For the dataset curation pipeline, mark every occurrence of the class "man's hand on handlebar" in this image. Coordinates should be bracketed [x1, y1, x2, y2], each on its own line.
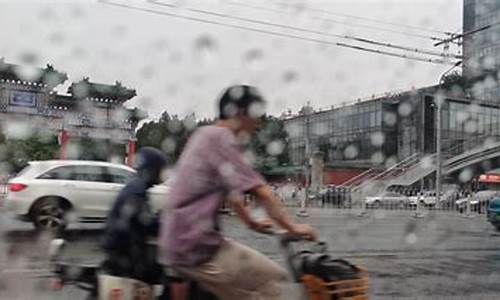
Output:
[249, 218, 274, 233]
[288, 223, 317, 241]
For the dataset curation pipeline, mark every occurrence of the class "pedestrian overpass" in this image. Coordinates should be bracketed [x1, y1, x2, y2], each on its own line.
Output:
[345, 137, 500, 198]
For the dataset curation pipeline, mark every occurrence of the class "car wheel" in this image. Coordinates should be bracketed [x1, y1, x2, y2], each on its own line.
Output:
[31, 198, 69, 231]
[373, 200, 381, 209]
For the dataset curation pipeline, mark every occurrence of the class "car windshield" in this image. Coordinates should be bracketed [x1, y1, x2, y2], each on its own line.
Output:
[2, 1, 500, 299]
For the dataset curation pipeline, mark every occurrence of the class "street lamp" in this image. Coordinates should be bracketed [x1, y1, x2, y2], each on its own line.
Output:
[435, 61, 463, 204]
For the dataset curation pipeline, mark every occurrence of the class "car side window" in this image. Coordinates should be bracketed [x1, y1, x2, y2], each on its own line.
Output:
[38, 166, 75, 180]
[71, 166, 107, 182]
[106, 167, 135, 184]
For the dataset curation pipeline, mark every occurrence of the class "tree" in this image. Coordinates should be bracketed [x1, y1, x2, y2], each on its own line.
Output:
[136, 111, 201, 161]
[0, 130, 59, 173]
[318, 136, 330, 162]
[75, 138, 125, 161]
[136, 112, 290, 170]
[250, 116, 290, 173]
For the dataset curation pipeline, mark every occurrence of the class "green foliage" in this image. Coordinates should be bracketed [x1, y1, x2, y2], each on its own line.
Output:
[75, 138, 125, 161]
[136, 112, 201, 161]
[0, 130, 59, 173]
[250, 116, 290, 173]
[136, 112, 290, 170]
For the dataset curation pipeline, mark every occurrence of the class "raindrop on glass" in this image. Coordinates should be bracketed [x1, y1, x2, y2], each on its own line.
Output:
[243, 48, 264, 70]
[344, 144, 359, 159]
[383, 112, 397, 127]
[267, 140, 285, 156]
[398, 102, 412, 117]
[193, 34, 217, 64]
[282, 70, 299, 84]
[161, 137, 177, 154]
[370, 132, 385, 147]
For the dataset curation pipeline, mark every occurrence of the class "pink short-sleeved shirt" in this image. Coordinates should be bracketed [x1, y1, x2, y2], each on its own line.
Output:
[158, 126, 265, 266]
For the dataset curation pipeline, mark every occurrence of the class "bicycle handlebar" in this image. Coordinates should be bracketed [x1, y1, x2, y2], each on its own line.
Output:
[258, 227, 322, 247]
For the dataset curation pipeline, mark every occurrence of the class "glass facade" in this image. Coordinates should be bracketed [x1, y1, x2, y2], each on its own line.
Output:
[463, 0, 500, 101]
[284, 91, 500, 170]
[440, 100, 500, 154]
[284, 100, 392, 167]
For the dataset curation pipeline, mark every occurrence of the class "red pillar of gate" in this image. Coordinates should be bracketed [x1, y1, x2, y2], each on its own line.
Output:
[58, 129, 69, 160]
[126, 139, 136, 167]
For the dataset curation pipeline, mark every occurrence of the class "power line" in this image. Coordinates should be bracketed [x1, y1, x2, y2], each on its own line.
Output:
[272, 1, 454, 36]
[434, 21, 500, 46]
[227, 1, 450, 43]
[149, 0, 462, 59]
[99, 0, 459, 65]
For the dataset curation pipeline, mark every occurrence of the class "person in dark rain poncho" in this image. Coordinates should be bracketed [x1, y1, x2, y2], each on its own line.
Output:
[101, 147, 168, 284]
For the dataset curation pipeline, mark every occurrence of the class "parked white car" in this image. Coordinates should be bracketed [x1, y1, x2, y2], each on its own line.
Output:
[456, 190, 499, 212]
[408, 191, 442, 207]
[4, 160, 169, 230]
[365, 191, 409, 208]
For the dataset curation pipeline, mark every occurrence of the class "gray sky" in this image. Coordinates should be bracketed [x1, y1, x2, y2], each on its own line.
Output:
[0, 0, 462, 119]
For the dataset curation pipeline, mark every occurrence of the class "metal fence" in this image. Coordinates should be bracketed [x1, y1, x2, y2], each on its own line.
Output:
[278, 186, 496, 216]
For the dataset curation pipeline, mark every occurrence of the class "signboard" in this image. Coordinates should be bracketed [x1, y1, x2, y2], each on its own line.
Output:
[10, 91, 36, 107]
[479, 174, 500, 183]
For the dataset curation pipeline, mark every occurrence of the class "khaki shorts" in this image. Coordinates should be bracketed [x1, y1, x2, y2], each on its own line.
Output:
[174, 239, 289, 300]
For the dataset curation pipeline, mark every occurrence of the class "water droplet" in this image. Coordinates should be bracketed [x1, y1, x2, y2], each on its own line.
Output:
[459, 168, 473, 183]
[464, 120, 477, 134]
[183, 115, 197, 131]
[243, 48, 264, 70]
[161, 137, 177, 154]
[5, 122, 32, 140]
[193, 34, 217, 64]
[405, 232, 418, 245]
[168, 119, 182, 133]
[14, 65, 42, 82]
[344, 144, 359, 159]
[219, 163, 235, 177]
[48, 31, 65, 45]
[18, 52, 38, 65]
[421, 156, 433, 169]
[456, 111, 469, 124]
[383, 112, 397, 127]
[384, 156, 397, 168]
[282, 70, 299, 84]
[370, 132, 385, 147]
[267, 140, 285, 156]
[371, 151, 385, 165]
[398, 102, 412, 117]
[229, 86, 244, 100]
[111, 25, 127, 37]
[140, 65, 155, 80]
[38, 7, 56, 20]
[243, 150, 256, 165]
[71, 47, 87, 59]
[248, 102, 266, 118]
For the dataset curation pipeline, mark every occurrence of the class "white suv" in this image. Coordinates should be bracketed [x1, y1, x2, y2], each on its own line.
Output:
[5, 160, 169, 230]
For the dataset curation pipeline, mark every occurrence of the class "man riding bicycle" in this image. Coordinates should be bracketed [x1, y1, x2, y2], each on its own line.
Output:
[158, 85, 317, 300]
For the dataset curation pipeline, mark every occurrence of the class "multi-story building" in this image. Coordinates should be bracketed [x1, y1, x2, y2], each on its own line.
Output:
[0, 58, 143, 165]
[283, 86, 500, 184]
[463, 0, 500, 101]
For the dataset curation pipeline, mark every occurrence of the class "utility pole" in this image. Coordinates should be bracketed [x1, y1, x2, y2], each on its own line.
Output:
[435, 94, 442, 204]
[298, 102, 312, 217]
